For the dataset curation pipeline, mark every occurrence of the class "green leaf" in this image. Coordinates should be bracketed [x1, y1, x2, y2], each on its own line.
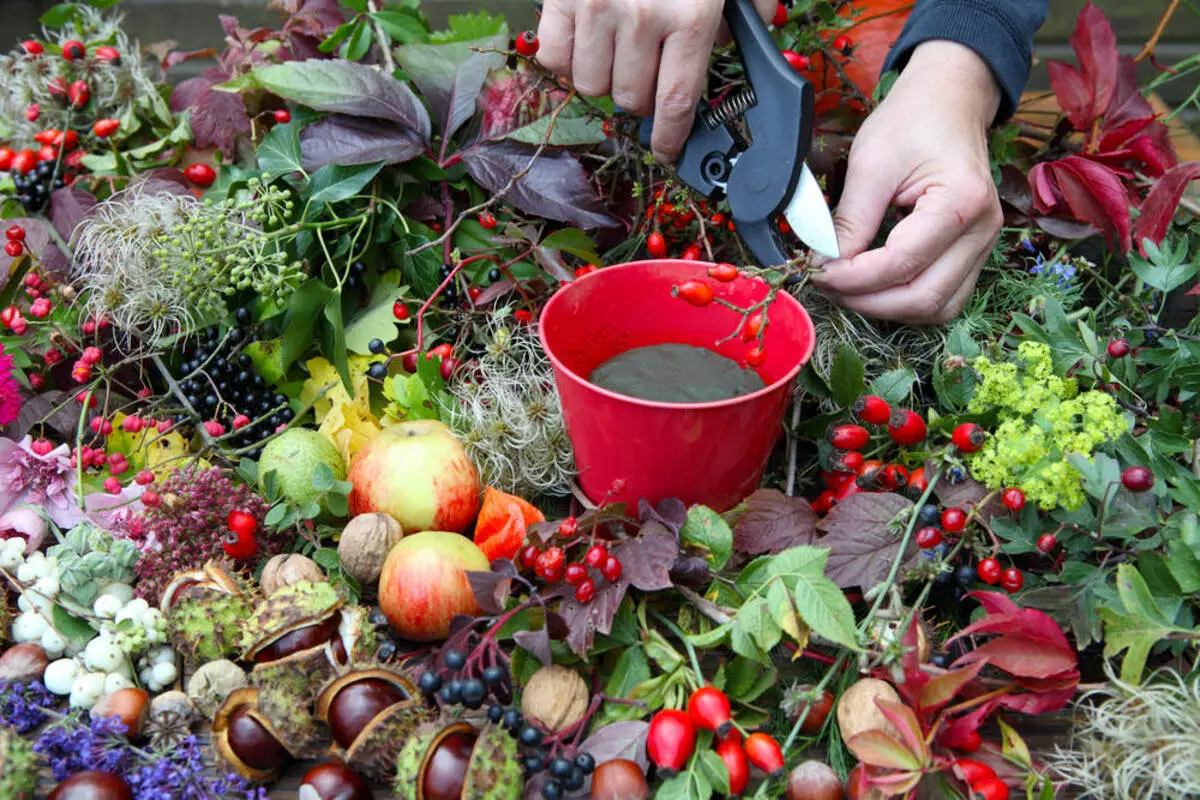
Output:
[790, 564, 861, 650]
[655, 767, 713, 800]
[696, 750, 730, 797]
[945, 321, 981, 358]
[242, 338, 288, 385]
[313, 547, 342, 571]
[829, 346, 865, 408]
[680, 505, 733, 570]
[312, 462, 336, 492]
[729, 598, 779, 661]
[845, 729, 921, 771]
[868, 368, 916, 406]
[369, 9, 427, 43]
[257, 121, 305, 176]
[540, 228, 602, 264]
[1098, 563, 1184, 683]
[308, 161, 384, 205]
[427, 11, 508, 43]
[503, 110, 607, 147]
[53, 604, 97, 646]
[322, 293, 353, 392]
[264, 503, 287, 528]
[606, 647, 651, 698]
[319, 19, 358, 54]
[39, 3, 77, 27]
[344, 270, 408, 354]
[281, 280, 333, 374]
[343, 20, 374, 61]
[723, 656, 777, 704]
[1130, 238, 1197, 293]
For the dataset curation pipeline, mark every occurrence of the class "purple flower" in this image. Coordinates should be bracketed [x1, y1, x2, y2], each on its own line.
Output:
[124, 735, 266, 799]
[0, 344, 22, 427]
[34, 711, 132, 780]
[0, 680, 57, 733]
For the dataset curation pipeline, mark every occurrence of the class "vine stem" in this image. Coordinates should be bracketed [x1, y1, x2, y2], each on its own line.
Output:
[366, 0, 397, 74]
[650, 609, 705, 688]
[1135, 0, 1182, 63]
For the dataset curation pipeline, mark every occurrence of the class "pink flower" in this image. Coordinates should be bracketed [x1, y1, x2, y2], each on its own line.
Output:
[0, 507, 48, 554]
[0, 436, 79, 529]
[0, 344, 23, 427]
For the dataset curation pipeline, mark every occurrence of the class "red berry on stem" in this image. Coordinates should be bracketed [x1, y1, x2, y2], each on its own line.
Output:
[915, 527, 942, 549]
[646, 231, 667, 258]
[0, 148, 13, 170]
[743, 732, 785, 778]
[746, 346, 766, 367]
[646, 709, 696, 775]
[782, 50, 810, 71]
[439, 357, 458, 381]
[518, 545, 540, 570]
[828, 424, 870, 451]
[12, 150, 36, 174]
[1000, 567, 1023, 593]
[833, 34, 853, 52]
[564, 563, 588, 586]
[273, 109, 291, 123]
[741, 311, 763, 342]
[515, 31, 539, 56]
[93, 118, 120, 138]
[558, 516, 579, 537]
[971, 777, 1011, 800]
[957, 730, 983, 752]
[1036, 533, 1058, 554]
[676, 280, 714, 306]
[393, 301, 409, 321]
[1107, 338, 1130, 359]
[21, 41, 44, 56]
[887, 408, 927, 445]
[95, 46, 121, 63]
[853, 394, 891, 425]
[478, 212, 497, 229]
[951, 422, 987, 453]
[976, 558, 1001, 585]
[62, 40, 86, 61]
[1001, 487, 1025, 511]
[68, 80, 90, 107]
[184, 163, 216, 187]
[953, 758, 997, 785]
[5, 241, 23, 258]
[687, 686, 733, 736]
[716, 740, 749, 796]
[601, 556, 622, 582]
[707, 263, 739, 282]
[574, 578, 595, 603]
[941, 507, 967, 533]
[401, 352, 418, 373]
[1121, 465, 1154, 493]
[585, 544, 608, 568]
[773, 3, 789, 26]
[882, 464, 909, 491]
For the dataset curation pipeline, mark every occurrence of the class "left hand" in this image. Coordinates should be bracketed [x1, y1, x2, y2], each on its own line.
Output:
[811, 40, 1005, 324]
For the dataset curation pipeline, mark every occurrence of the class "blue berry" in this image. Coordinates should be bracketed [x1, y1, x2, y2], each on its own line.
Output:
[917, 503, 940, 527]
[443, 650, 466, 670]
[956, 564, 977, 586]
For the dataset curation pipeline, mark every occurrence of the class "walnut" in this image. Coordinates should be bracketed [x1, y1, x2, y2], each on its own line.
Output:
[520, 665, 589, 733]
[260, 554, 325, 596]
[836, 678, 903, 743]
[338, 513, 403, 585]
[187, 659, 248, 717]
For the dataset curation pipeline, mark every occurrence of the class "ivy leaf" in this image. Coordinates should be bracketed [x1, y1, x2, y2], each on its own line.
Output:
[733, 489, 817, 556]
[281, 280, 333, 374]
[394, 33, 508, 140]
[679, 506, 733, 570]
[308, 161, 384, 204]
[257, 120, 306, 176]
[343, 270, 408, 354]
[818, 493, 916, 589]
[300, 115, 426, 171]
[461, 141, 620, 230]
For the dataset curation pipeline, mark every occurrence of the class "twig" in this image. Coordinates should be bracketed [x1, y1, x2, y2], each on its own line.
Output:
[407, 89, 579, 257]
[366, 0, 397, 74]
[785, 401, 802, 496]
[151, 355, 217, 449]
[676, 585, 733, 625]
[1136, 0, 1182, 63]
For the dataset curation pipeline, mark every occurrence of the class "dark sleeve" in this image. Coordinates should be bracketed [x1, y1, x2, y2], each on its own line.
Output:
[881, 0, 1050, 123]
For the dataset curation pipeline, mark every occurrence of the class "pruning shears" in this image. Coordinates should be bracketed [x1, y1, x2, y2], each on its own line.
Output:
[637, 0, 840, 266]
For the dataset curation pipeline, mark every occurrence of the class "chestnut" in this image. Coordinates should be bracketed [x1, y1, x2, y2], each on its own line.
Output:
[328, 678, 408, 749]
[422, 728, 477, 800]
[91, 688, 150, 740]
[301, 761, 374, 800]
[787, 760, 844, 800]
[213, 688, 295, 781]
[590, 759, 649, 800]
[47, 771, 133, 800]
[254, 616, 341, 663]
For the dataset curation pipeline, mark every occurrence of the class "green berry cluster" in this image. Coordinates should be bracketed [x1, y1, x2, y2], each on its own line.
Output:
[966, 342, 1126, 510]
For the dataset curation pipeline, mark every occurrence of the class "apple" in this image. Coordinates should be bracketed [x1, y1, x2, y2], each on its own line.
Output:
[378, 531, 490, 641]
[348, 420, 481, 534]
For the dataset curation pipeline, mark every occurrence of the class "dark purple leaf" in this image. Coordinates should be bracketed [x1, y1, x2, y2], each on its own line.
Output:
[10, 391, 74, 441]
[998, 165, 1033, 215]
[252, 60, 431, 141]
[466, 569, 511, 615]
[448, 614, 477, 636]
[394, 35, 507, 140]
[1029, 156, 1132, 252]
[1133, 161, 1200, 250]
[544, 611, 569, 639]
[612, 523, 678, 591]
[271, 0, 345, 38]
[734, 489, 818, 556]
[1070, 2, 1119, 119]
[49, 186, 96, 243]
[163, 47, 218, 70]
[1100, 56, 1156, 148]
[137, 168, 195, 197]
[817, 493, 915, 589]
[934, 475, 1006, 525]
[461, 141, 620, 230]
[532, 245, 575, 283]
[472, 279, 515, 307]
[559, 579, 629, 656]
[188, 88, 252, 153]
[1034, 215, 1099, 240]
[639, 497, 687, 534]
[169, 67, 227, 112]
[299, 114, 426, 171]
[668, 556, 711, 587]
[513, 627, 552, 666]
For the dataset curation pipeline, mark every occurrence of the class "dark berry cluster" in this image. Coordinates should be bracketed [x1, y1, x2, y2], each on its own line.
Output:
[417, 648, 511, 710]
[12, 161, 69, 213]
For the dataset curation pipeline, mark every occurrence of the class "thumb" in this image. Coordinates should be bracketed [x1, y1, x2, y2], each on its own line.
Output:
[828, 153, 897, 262]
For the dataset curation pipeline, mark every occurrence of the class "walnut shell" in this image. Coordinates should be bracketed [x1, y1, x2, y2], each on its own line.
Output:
[520, 665, 589, 733]
[338, 513, 403, 585]
[836, 678, 903, 743]
[187, 659, 249, 718]
[261, 554, 326, 596]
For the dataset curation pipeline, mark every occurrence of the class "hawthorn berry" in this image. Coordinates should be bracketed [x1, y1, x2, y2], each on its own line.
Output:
[1107, 338, 1130, 359]
[941, 507, 967, 533]
[853, 394, 891, 425]
[515, 31, 539, 57]
[887, 408, 927, 445]
[971, 778, 1010, 800]
[999, 567, 1023, 594]
[519, 545, 540, 570]
[62, 40, 86, 61]
[478, 211, 497, 229]
[951, 422, 987, 453]
[1036, 533, 1058, 554]
[184, 163, 216, 187]
[273, 109, 291, 123]
[832, 34, 853, 52]
[536, 547, 565, 582]
[676, 280, 714, 306]
[1001, 487, 1025, 511]
[646, 231, 667, 258]
[564, 563, 588, 586]
[976, 558, 1001, 585]
[585, 544, 608, 569]
[707, 263, 739, 282]
[600, 556, 622, 582]
[574, 579, 595, 603]
[558, 516, 579, 537]
[782, 50, 810, 71]
[5, 241, 23, 258]
[21, 41, 44, 56]
[916, 527, 943, 549]
[828, 424, 870, 451]
[1121, 465, 1154, 493]
[0, 148, 12, 170]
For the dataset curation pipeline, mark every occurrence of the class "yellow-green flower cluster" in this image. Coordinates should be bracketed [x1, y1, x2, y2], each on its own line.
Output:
[966, 342, 1126, 510]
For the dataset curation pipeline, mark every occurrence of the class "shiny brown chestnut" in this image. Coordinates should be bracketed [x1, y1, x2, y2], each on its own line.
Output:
[91, 688, 150, 740]
[212, 687, 294, 781]
[787, 760, 845, 800]
[300, 761, 374, 800]
[47, 771, 133, 800]
[328, 678, 409, 749]
[422, 727, 477, 800]
[253, 616, 341, 663]
[315, 668, 428, 782]
[591, 759, 650, 800]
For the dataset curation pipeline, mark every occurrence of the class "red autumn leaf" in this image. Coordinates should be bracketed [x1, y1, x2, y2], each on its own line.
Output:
[994, 684, 1077, 715]
[1099, 56, 1157, 148]
[1046, 61, 1093, 131]
[916, 659, 987, 717]
[846, 730, 922, 771]
[875, 699, 929, 763]
[953, 635, 1078, 681]
[1071, 2, 1119, 119]
[1134, 161, 1200, 251]
[954, 591, 1073, 651]
[1030, 156, 1132, 251]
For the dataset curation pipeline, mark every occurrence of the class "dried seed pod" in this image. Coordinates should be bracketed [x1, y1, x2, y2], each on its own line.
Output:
[260, 554, 326, 596]
[338, 513, 403, 586]
[520, 665, 589, 733]
[241, 581, 346, 662]
[315, 667, 432, 781]
[393, 722, 522, 800]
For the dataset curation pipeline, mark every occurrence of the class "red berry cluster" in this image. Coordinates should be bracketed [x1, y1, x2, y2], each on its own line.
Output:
[955, 758, 1011, 800]
[644, 186, 727, 262]
[517, 517, 622, 604]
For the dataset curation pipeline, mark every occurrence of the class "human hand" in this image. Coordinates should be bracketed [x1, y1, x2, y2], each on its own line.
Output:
[812, 40, 1004, 324]
[535, 0, 778, 162]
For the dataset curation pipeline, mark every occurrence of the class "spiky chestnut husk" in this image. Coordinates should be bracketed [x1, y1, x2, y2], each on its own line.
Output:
[242, 580, 345, 660]
[162, 564, 252, 664]
[250, 658, 329, 760]
[315, 666, 432, 781]
[0, 726, 38, 799]
[393, 722, 522, 800]
[211, 687, 294, 783]
[336, 605, 379, 666]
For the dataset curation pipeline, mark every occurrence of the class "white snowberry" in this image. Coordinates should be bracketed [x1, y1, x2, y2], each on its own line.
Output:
[115, 598, 150, 625]
[32, 575, 60, 598]
[69, 671, 107, 709]
[148, 645, 175, 666]
[40, 627, 67, 659]
[15, 562, 41, 583]
[104, 673, 134, 694]
[150, 661, 177, 688]
[98, 583, 134, 604]
[84, 637, 125, 673]
[44, 659, 81, 695]
[12, 611, 48, 643]
[93, 594, 123, 619]
[0, 545, 22, 570]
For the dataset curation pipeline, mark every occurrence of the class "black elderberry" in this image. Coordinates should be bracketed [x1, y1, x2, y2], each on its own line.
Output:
[443, 650, 466, 670]
[524, 754, 546, 773]
[482, 665, 505, 685]
[501, 709, 522, 733]
[564, 766, 584, 791]
[488, 704, 504, 723]
[460, 678, 486, 709]
[418, 671, 443, 696]
[541, 780, 562, 799]
[956, 565, 977, 586]
[519, 723, 542, 746]
[367, 362, 388, 380]
[487, 268, 502, 282]
[917, 503, 940, 527]
[548, 758, 572, 780]
[368, 338, 386, 355]
[574, 753, 595, 774]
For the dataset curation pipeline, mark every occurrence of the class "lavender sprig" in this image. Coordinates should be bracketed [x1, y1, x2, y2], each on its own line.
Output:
[0, 681, 58, 734]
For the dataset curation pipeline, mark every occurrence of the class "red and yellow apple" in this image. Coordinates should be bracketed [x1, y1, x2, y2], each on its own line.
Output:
[378, 531, 490, 641]
[347, 420, 481, 534]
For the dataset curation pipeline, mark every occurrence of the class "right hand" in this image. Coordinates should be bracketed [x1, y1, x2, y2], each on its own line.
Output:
[535, 0, 778, 163]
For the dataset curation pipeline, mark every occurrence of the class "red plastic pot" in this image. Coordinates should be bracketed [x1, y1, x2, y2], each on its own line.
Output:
[538, 259, 815, 512]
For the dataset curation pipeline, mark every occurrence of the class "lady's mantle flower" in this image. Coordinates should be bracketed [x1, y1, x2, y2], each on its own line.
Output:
[0, 344, 22, 427]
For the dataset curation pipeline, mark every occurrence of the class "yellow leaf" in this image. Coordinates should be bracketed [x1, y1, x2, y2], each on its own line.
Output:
[318, 400, 381, 467]
[997, 717, 1032, 768]
[107, 413, 191, 479]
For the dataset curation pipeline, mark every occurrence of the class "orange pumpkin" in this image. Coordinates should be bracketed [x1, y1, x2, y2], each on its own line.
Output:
[473, 486, 545, 562]
[801, 0, 915, 115]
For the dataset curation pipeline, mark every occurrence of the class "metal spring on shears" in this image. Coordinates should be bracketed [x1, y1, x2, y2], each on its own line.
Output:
[701, 86, 757, 128]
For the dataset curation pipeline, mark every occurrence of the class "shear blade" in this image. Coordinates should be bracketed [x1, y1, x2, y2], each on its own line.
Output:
[783, 164, 840, 260]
